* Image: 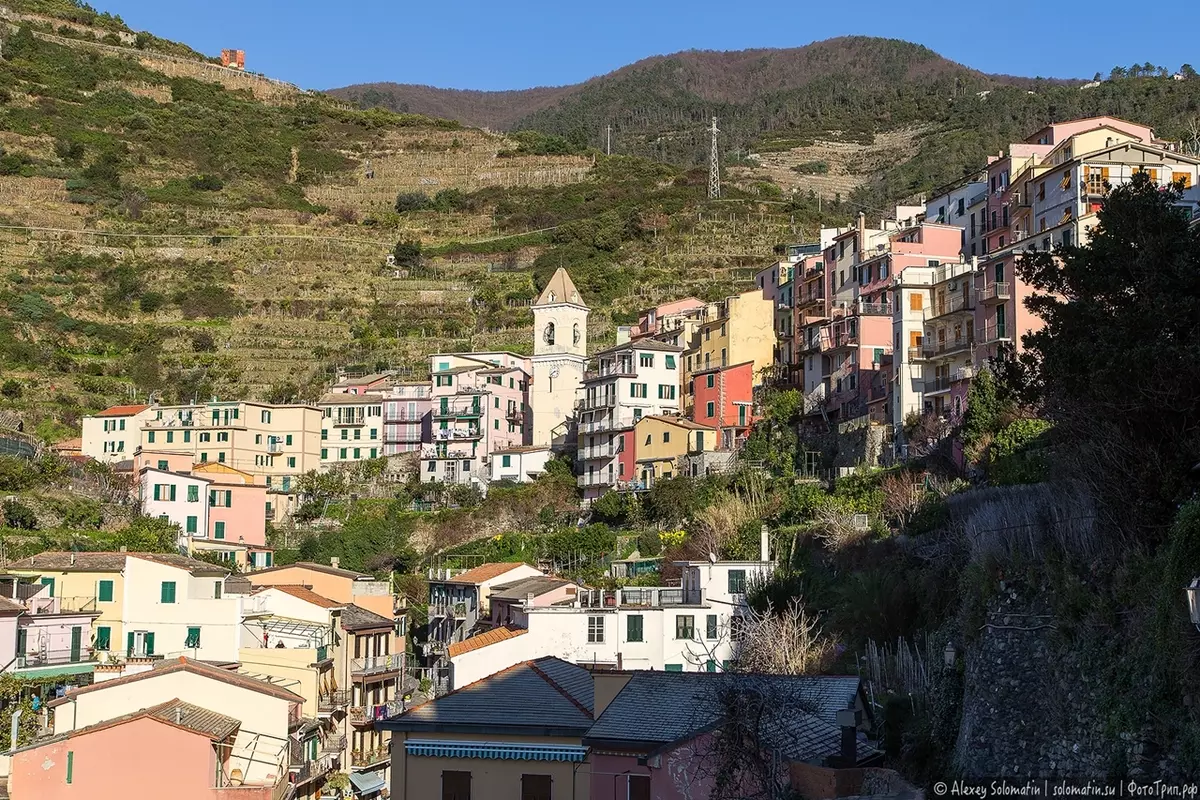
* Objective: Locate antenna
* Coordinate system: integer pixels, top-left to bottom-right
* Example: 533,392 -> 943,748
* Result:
708,116 -> 721,200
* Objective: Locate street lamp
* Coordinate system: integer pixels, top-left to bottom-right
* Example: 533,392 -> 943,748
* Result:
1187,578 -> 1200,632
943,641 -> 957,668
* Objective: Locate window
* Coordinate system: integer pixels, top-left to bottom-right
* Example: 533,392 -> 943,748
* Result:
66,751 -> 74,785
95,626 -> 111,650
147,431 -> 155,444
730,615 -> 745,641
630,383 -> 647,399
628,775 -> 651,800
214,521 -> 225,540
909,293 -> 923,311
157,459 -> 169,471
639,353 -> 653,368
261,410 -> 271,424
675,615 -> 695,640
627,614 -> 643,643
663,664 -> 683,673
214,581 -> 222,599
587,615 -> 605,643
353,448 -> 361,459
187,485 -> 199,503
706,401 -> 715,419
521,775 -> 552,800
186,516 -> 197,534
706,614 -> 718,640
657,384 -> 676,400
200,452 -> 208,463
442,771 -> 471,800
354,428 -> 361,440
994,263 -> 1004,283
321,448 -> 328,459
288,456 -> 296,468
502,455 -> 512,468
161,581 -> 177,604
1172,171 -> 1193,188
662,431 -> 670,444
255,434 -> 263,445
665,355 -> 676,369
728,569 -> 747,594
705,374 -> 715,389
185,627 -> 201,648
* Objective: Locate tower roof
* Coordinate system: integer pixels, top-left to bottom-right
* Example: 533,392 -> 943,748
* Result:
535,268 -> 586,308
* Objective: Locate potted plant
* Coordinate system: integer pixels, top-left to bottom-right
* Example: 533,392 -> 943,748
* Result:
325,771 -> 351,798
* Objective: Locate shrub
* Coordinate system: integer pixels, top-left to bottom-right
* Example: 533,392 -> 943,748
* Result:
187,174 -> 224,191
392,239 -> 422,270
1,499 -> 38,531
0,380 -> 21,399
394,192 -> 430,214
175,284 -> 242,319
0,151 -> 32,176
792,160 -> 829,175
989,418 -> 1052,485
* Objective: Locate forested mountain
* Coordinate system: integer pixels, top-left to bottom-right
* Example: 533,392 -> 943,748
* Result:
334,37 -> 1200,208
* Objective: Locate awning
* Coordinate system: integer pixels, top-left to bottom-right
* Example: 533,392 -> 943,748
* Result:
349,770 -> 386,796
14,663 -> 95,680
405,739 -> 586,762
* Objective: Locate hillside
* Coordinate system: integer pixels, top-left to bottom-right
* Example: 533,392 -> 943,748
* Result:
333,37 -> 1200,208
0,2 -> 829,440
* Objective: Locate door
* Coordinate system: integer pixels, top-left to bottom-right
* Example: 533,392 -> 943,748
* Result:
442,771 -> 471,800
629,775 -> 651,800
70,627 -> 82,663
521,775 -> 552,800
40,577 -> 54,598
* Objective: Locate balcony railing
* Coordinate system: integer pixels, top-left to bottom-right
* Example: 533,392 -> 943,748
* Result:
383,411 -> 426,423
584,365 -> 636,382
979,282 -> 1011,303
351,654 -> 403,676
978,324 -> 1010,345
579,414 -> 638,434
428,601 -> 469,619
925,294 -> 972,320
578,473 -> 617,488
820,331 -> 858,351
433,407 -> 482,420
318,689 -> 350,712
16,649 -> 97,669
579,444 -> 618,460
321,734 -> 346,754
290,753 -> 334,785
925,377 -> 951,394
266,440 -> 284,454
923,337 -> 974,359
351,746 -> 390,768
24,595 -> 99,615
795,292 -> 825,310
857,302 -> 894,316
906,346 -> 926,362
578,587 -> 704,608
332,414 -> 367,427
349,702 -> 401,726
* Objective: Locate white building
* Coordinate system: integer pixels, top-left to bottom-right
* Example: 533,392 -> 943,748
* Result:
576,340 -> 684,502
81,403 -> 155,463
530,268 -> 589,449
319,392 -> 385,465
448,554 -> 773,689
488,445 -> 553,483
924,176 -> 988,259
121,554 -> 250,663
138,466 -> 210,549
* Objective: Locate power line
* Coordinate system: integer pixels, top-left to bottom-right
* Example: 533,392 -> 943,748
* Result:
708,117 -> 721,200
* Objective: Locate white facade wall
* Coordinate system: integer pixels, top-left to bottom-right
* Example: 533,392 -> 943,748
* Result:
51,670 -> 295,784
319,397 -> 385,466
489,448 -> 552,483
891,270 -> 933,429
121,558 -> 244,662
139,469 -> 210,548
925,181 -> 986,258
81,408 -> 155,463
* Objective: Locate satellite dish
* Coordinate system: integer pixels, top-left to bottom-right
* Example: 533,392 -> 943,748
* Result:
549,368 -> 560,379
708,552 -> 717,564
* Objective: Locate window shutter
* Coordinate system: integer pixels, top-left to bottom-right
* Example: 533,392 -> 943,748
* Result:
145,632 -> 155,655
225,490 -> 232,507
127,631 -> 135,656
169,485 -> 177,501
209,490 -> 216,506
1101,167 -> 1110,182
153,485 -> 161,501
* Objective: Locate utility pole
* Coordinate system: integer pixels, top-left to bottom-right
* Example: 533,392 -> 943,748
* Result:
606,124 -> 612,156
708,117 -> 721,200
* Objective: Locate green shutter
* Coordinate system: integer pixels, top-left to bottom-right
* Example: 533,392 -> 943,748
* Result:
665,664 -> 683,672
127,631 -> 134,656
40,577 -> 54,598
161,582 -> 176,603
627,614 -> 643,643
16,628 -> 26,656
183,430 -> 191,443
321,448 -> 328,459
209,489 -> 216,506
95,626 -> 111,651
169,485 -> 177,502
225,490 -> 232,507
186,516 -> 197,534
147,431 -> 155,443
286,435 -> 293,445
144,632 -> 155,655
186,627 -> 201,648
98,580 -> 113,603
187,485 -> 199,503
66,751 -> 73,784
214,521 -> 225,540
153,484 -> 161,501
706,660 -> 716,673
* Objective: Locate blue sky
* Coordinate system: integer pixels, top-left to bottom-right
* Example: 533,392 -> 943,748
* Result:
98,0 -> 1199,91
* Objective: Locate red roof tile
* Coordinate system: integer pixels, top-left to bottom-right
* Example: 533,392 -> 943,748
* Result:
445,562 -> 529,585
447,625 -> 528,658
96,404 -> 151,417
259,585 -> 343,609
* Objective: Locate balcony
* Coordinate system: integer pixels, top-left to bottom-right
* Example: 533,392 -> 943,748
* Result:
579,444 -> 618,460
906,346 -> 926,362
820,330 -> 858,352
290,753 -> 335,785
978,324 -> 1010,345
24,595 -> 99,615
925,294 -> 973,321
349,702 -> 402,727
383,411 -> 425,423
266,439 -> 284,454
925,377 -> 951,394
584,364 -> 636,382
321,734 -> 347,754
351,745 -> 390,768
578,587 -> 705,608
979,282 -> 1011,304
923,337 -> 974,359
15,649 -> 98,670
578,473 -> 617,488
856,302 -> 893,316
332,414 -> 367,428
579,414 -> 637,435
318,689 -> 350,713
351,654 -> 403,676
433,406 -> 482,420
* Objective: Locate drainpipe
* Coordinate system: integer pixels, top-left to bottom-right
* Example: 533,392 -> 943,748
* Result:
9,708 -> 20,752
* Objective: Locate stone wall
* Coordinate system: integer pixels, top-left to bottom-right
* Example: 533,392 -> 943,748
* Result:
952,582 -> 1183,779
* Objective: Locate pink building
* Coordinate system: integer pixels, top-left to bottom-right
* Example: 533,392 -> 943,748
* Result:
8,698 -> 281,800
382,382 -> 431,455
585,671 -> 879,800
487,576 -> 579,626
0,576 -> 101,681
628,297 -> 706,339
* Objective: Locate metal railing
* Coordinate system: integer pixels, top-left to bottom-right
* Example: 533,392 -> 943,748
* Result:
332,414 -> 367,427
579,414 -> 638,434
978,323 -> 1010,345
857,302 -> 894,316
925,377 -> 951,394
433,406 -> 482,420
321,734 -> 346,753
383,411 -> 426,422
16,649 -> 97,669
906,346 -> 926,362
25,595 -> 99,615
922,337 -> 974,359
584,365 -> 636,381
351,746 -> 390,767
925,294 -> 972,320
428,602 -> 469,619
579,444 -> 617,460
578,587 -> 704,608
351,654 -> 403,675
290,753 -> 334,784
979,282 -> 1011,303
577,473 -> 617,488
318,690 -> 350,712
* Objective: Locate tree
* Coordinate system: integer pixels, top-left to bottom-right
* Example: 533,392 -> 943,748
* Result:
393,192 -> 430,214
1110,66 -> 1127,80
733,600 -> 837,675
392,239 -> 421,271
113,516 -> 181,552
1011,172 -> 1200,531
1182,64 -> 1199,79
0,380 -> 21,399
959,367 -> 1012,460
1,499 -> 38,530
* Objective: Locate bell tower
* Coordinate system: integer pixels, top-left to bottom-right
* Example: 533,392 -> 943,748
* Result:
531,268 -> 589,448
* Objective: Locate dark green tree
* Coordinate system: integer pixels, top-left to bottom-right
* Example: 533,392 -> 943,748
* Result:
1012,172 -> 1200,530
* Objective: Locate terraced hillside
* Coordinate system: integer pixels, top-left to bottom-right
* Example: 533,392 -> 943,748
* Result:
0,1 -> 836,440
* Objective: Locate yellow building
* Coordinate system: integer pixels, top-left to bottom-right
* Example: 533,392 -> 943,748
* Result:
682,289 -> 775,413
632,415 -> 717,486
137,400 -> 323,521
6,552 -> 128,658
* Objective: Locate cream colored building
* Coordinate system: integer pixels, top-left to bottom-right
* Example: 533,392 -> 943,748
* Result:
530,268 -> 590,449
80,403 -> 155,463
318,392 -> 385,466
632,415 -> 717,487
137,400 -> 323,521
682,289 -> 776,414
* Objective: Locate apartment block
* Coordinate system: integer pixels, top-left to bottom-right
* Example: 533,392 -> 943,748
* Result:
80,404 -> 155,464
631,415 -> 717,488
422,351 -> 531,486
681,289 -> 776,414
319,392 -> 385,465
381,382 -> 431,455
690,360 -> 757,450
576,340 -> 683,501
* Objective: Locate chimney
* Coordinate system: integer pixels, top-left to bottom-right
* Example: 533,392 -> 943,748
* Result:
525,592 -> 535,608
70,553 -> 75,567
330,557 -> 340,570
837,708 -> 860,767
759,524 -> 769,563
592,672 -> 633,719
856,211 -> 866,254
175,706 -> 183,725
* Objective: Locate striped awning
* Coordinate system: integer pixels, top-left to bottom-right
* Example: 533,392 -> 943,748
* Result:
405,739 -> 586,762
